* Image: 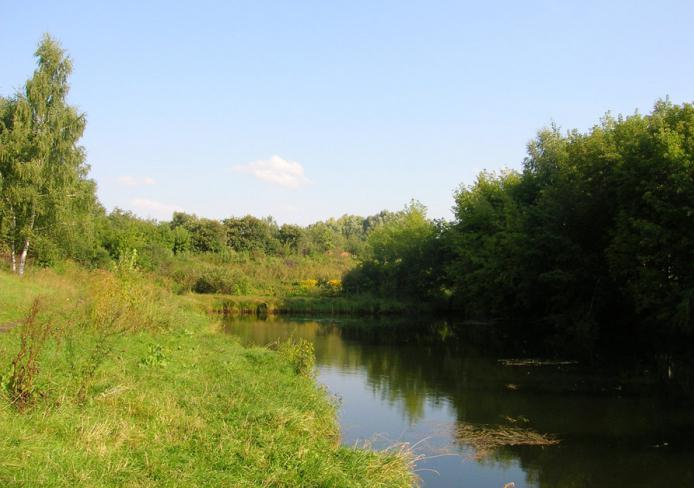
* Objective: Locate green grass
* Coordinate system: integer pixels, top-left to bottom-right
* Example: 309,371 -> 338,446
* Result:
0,271 -> 52,323
0,268 -> 415,487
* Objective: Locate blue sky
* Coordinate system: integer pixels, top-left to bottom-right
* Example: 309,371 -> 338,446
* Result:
2,1 -> 693,224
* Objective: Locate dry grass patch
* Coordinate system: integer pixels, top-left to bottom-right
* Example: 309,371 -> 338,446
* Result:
456,422 -> 559,459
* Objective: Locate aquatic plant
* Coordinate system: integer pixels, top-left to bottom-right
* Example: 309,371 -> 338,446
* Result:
455,422 -> 559,460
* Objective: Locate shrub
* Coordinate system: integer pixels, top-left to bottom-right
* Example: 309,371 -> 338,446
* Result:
73,259 -> 175,401
275,338 -> 315,377
298,279 -> 319,294
324,278 -> 342,296
193,267 -> 250,295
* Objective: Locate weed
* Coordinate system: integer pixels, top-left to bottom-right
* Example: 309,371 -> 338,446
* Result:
274,337 -> 316,377
3,299 -> 52,410
75,336 -> 113,403
139,343 -> 168,368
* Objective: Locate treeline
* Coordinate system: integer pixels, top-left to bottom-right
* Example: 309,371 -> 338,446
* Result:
347,100 -> 694,349
95,209 -> 407,269
20,206 -> 412,271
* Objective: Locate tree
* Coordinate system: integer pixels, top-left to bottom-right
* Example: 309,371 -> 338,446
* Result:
344,201 -> 439,298
171,212 -> 226,254
607,101 -> 694,333
223,215 -> 280,253
278,223 -> 304,253
447,170 -> 526,317
0,35 -> 91,275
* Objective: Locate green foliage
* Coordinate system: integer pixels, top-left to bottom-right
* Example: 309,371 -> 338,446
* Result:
276,337 -> 316,377
224,215 -> 281,253
344,201 -> 444,300
446,170 -> 526,317
139,343 -> 168,368
98,209 -> 174,269
171,212 -> 226,253
192,266 -> 250,295
278,223 -> 304,253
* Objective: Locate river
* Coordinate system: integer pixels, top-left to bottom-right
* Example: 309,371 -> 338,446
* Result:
223,316 -> 694,487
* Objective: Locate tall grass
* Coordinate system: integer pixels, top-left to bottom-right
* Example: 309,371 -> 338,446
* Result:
157,252 -> 355,296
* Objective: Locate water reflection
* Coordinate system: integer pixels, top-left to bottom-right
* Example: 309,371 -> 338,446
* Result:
224,317 -> 694,487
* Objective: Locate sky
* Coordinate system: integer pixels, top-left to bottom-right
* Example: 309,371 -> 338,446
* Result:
2,1 -> 693,224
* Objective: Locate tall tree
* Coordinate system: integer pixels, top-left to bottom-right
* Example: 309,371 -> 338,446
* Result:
0,35 -> 90,275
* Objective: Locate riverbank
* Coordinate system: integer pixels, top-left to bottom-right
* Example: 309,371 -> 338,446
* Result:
186,292 -> 426,316
0,268 -> 415,487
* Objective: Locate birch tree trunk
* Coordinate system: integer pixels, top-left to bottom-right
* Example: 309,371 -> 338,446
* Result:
10,214 -> 17,273
18,239 -> 29,277
10,244 -> 16,273
16,211 -> 36,277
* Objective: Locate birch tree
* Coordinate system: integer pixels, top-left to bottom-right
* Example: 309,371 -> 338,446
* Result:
0,35 -> 89,275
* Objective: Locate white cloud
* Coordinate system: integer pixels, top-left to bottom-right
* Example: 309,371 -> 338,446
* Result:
130,198 -> 182,220
232,155 -> 311,188
117,176 -> 157,187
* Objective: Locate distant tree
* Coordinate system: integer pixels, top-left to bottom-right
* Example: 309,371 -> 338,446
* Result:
190,218 -> 226,254
170,212 -> 195,230
223,215 -> 280,253
170,212 -> 226,254
0,35 -> 92,275
305,222 -> 336,254
96,209 -> 175,269
171,225 -> 191,255
363,210 -> 399,233
278,223 -> 304,253
344,201 -> 439,298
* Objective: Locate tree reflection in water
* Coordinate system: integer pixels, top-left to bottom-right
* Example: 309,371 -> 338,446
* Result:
224,317 -> 694,488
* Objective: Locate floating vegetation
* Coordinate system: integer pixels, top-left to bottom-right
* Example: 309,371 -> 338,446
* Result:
456,422 -> 559,459
498,358 -> 579,367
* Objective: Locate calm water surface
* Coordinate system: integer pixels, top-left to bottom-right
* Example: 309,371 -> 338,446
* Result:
224,317 -> 694,487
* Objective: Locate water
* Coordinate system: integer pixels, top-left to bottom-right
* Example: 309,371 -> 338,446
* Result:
224,317 -> 694,487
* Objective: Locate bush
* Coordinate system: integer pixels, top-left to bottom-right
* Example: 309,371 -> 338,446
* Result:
275,338 -> 315,377
193,267 -> 250,295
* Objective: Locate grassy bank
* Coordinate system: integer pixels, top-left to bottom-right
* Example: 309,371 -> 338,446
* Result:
0,268 -> 414,487
187,293 -> 421,317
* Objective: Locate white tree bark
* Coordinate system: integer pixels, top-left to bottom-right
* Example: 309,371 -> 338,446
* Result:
10,214 -> 17,273
18,239 -> 29,277
10,245 -> 16,273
